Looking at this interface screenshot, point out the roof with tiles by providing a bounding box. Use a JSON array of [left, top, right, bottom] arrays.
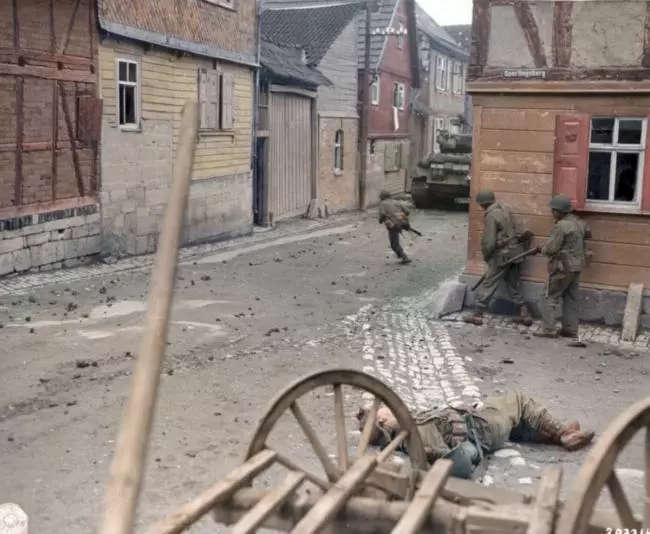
[[96, 0, 257, 65], [261, 2, 364, 66], [260, 39, 332, 87], [355, 0, 398, 70], [443, 24, 472, 52]]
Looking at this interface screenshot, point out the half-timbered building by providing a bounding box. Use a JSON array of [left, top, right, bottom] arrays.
[[0, 0, 102, 275], [464, 0, 650, 326]]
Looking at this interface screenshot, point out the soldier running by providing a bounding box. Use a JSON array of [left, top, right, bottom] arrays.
[[378, 190, 412, 265], [464, 189, 533, 326], [533, 194, 591, 339], [357, 390, 595, 479]]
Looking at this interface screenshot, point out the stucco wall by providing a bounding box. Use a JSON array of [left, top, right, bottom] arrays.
[[98, 38, 253, 257], [487, 0, 646, 69]]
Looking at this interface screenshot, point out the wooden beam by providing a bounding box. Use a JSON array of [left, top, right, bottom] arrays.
[[50, 0, 55, 54], [513, 1, 547, 68], [12, 0, 19, 48], [0, 48, 94, 67], [644, 1, 650, 67], [471, 0, 491, 77], [0, 63, 96, 83], [60, 0, 81, 55], [471, 66, 650, 83], [552, 2, 573, 68], [58, 81, 85, 197], [148, 450, 278, 534], [527, 467, 562, 534], [467, 80, 650, 94], [51, 81, 58, 202], [14, 76, 24, 206]]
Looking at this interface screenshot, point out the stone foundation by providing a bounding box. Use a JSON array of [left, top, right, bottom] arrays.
[[0, 202, 100, 276], [101, 118, 252, 257], [460, 274, 650, 330]]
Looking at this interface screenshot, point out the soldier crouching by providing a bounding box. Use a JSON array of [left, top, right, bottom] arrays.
[[377, 190, 412, 265], [357, 390, 595, 479]]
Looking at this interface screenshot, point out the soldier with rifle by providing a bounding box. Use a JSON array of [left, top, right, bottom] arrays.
[[533, 194, 591, 339], [464, 190, 534, 326], [377, 190, 420, 265], [357, 390, 595, 479]]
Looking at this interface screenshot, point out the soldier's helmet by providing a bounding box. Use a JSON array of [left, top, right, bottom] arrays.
[[475, 189, 495, 206], [549, 194, 573, 213], [379, 190, 391, 200], [441, 442, 476, 479]]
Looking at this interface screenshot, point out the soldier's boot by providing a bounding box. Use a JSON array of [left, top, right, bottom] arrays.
[[463, 310, 484, 326], [557, 328, 578, 339], [533, 328, 558, 338], [400, 255, 412, 265], [513, 304, 533, 327], [539, 413, 595, 452], [539, 420, 580, 443]]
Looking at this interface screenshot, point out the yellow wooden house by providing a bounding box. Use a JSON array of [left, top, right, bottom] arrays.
[[96, 0, 258, 256]]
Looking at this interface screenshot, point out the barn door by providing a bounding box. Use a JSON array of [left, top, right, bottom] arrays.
[[268, 91, 313, 221]]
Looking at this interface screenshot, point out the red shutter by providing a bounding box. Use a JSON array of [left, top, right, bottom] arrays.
[[553, 113, 589, 210], [641, 116, 650, 211]]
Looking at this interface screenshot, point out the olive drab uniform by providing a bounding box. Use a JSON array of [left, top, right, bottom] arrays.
[[539, 212, 589, 337], [373, 392, 595, 477], [378, 194, 411, 264], [474, 202, 527, 310]]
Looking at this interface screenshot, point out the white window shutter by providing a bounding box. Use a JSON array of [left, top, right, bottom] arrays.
[[198, 68, 209, 129], [221, 72, 234, 130], [207, 70, 220, 130]]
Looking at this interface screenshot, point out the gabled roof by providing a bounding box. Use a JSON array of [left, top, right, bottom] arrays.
[[96, 0, 257, 66], [443, 24, 472, 52], [261, 2, 364, 66], [355, 0, 397, 70], [416, 5, 468, 60], [260, 40, 332, 88]]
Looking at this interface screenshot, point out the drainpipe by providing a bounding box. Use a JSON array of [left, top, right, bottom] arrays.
[[250, 0, 264, 222]]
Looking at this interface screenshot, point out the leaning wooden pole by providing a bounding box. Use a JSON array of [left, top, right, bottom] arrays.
[[98, 101, 200, 534]]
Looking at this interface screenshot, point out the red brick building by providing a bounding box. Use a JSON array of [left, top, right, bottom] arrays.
[[358, 0, 420, 201]]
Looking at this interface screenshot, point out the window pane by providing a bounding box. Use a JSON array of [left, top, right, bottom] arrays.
[[587, 151, 611, 200], [614, 152, 639, 201], [118, 61, 127, 82], [617, 119, 642, 145], [119, 85, 136, 125], [590, 118, 614, 144], [128, 62, 137, 82]]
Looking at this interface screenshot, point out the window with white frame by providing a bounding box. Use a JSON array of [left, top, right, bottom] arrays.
[[392, 82, 405, 109], [436, 56, 447, 91], [433, 117, 445, 152], [396, 24, 405, 49], [371, 77, 380, 105], [587, 117, 646, 206], [452, 62, 463, 94], [334, 129, 344, 172], [117, 59, 139, 127]]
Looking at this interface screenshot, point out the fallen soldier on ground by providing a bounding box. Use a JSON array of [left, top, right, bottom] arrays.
[[357, 391, 595, 479]]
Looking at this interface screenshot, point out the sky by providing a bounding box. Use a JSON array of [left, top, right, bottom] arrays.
[[419, 0, 472, 26]]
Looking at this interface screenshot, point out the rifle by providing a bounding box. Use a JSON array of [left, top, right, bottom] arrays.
[[402, 221, 422, 237], [471, 247, 538, 291]]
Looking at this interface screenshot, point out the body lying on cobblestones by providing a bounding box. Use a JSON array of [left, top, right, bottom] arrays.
[[358, 390, 595, 478]]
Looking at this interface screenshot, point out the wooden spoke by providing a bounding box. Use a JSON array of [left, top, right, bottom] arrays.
[[333, 384, 349, 471], [274, 452, 329, 492], [390, 459, 452, 534], [646, 424, 650, 527], [292, 455, 378, 534], [377, 430, 408, 463], [232, 471, 305, 534], [290, 401, 340, 482], [527, 467, 562, 534], [356, 397, 381, 460], [607, 470, 640, 529]]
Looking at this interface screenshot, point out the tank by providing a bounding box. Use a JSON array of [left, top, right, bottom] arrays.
[[411, 129, 472, 209]]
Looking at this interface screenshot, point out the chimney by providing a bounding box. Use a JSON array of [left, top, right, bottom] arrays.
[[301, 48, 308, 64]]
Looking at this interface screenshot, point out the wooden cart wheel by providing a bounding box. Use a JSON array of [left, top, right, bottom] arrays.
[[245, 369, 428, 496], [556, 396, 650, 534]]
